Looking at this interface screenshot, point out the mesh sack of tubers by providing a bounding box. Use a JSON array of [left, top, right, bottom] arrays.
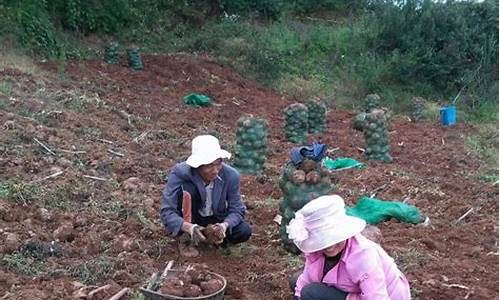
[[353, 93, 380, 131], [355, 94, 392, 131], [353, 112, 367, 131], [127, 46, 144, 70], [284, 103, 309, 144], [306, 100, 327, 133], [233, 116, 269, 175], [410, 96, 425, 122], [363, 109, 392, 163], [278, 159, 333, 254], [364, 93, 381, 113], [104, 42, 119, 65]]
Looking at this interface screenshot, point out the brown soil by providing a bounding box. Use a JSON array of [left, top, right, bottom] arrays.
[[0, 54, 498, 299]]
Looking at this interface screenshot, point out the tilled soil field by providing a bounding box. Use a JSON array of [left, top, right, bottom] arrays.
[[0, 54, 498, 299]]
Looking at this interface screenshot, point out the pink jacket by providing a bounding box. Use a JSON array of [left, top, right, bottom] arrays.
[[295, 234, 411, 300]]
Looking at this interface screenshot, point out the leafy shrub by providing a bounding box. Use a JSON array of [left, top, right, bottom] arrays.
[[53, 0, 134, 34], [221, 0, 284, 19], [17, 2, 61, 57], [288, 0, 369, 14], [359, 0, 498, 102]]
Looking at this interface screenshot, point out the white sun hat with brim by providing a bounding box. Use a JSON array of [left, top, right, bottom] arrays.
[[186, 135, 231, 168], [286, 195, 366, 253]]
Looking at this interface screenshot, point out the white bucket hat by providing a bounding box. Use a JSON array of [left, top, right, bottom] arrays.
[[186, 135, 231, 168], [286, 195, 366, 253]]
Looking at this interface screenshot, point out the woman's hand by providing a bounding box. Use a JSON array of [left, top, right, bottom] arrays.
[[346, 293, 361, 300]]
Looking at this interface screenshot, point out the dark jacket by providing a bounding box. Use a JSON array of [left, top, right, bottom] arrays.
[[160, 162, 246, 235]]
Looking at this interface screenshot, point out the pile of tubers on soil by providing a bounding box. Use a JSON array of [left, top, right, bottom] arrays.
[[159, 267, 224, 297]]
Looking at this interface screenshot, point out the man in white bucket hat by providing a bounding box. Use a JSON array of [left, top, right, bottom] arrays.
[[160, 135, 251, 257], [287, 195, 411, 300]]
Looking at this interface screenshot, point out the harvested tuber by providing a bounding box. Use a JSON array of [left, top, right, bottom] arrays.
[[183, 284, 202, 297], [299, 159, 317, 173], [200, 278, 223, 295], [291, 170, 306, 184], [305, 171, 320, 184], [201, 224, 224, 245]]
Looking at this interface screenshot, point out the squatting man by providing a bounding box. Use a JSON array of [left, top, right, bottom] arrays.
[[160, 135, 252, 257]]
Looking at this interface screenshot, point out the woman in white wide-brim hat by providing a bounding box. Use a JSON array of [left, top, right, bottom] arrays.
[[287, 195, 411, 300]]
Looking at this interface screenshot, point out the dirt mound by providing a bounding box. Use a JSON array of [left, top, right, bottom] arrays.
[[0, 54, 497, 299]]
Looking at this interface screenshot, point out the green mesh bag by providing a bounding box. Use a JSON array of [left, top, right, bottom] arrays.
[[127, 46, 144, 70], [322, 157, 364, 170], [346, 196, 423, 225], [183, 93, 212, 107], [284, 103, 309, 144], [279, 160, 333, 254], [104, 42, 119, 65], [363, 109, 392, 162], [306, 100, 327, 133], [233, 116, 268, 174]]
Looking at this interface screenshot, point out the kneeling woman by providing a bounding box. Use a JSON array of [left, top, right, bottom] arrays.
[[287, 195, 411, 300]]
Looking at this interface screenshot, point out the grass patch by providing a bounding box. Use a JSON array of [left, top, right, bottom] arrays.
[[276, 74, 330, 101], [70, 255, 117, 285], [251, 197, 280, 209], [43, 185, 83, 211], [89, 198, 130, 220], [466, 125, 499, 165], [0, 39, 40, 75], [154, 169, 169, 184], [286, 253, 303, 269], [0, 80, 12, 97], [64, 96, 89, 112], [466, 123, 499, 183], [1, 251, 46, 276], [145, 236, 175, 260], [80, 126, 102, 138], [72, 155, 90, 169], [0, 180, 41, 205], [1, 180, 90, 211], [461, 100, 499, 124], [129, 291, 147, 300], [422, 101, 442, 122], [135, 209, 156, 229], [393, 247, 427, 273], [229, 243, 258, 258]]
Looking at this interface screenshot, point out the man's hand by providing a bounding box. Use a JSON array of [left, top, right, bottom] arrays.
[[213, 222, 228, 243], [189, 224, 206, 245]]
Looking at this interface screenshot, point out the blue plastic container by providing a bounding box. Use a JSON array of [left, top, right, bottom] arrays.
[[440, 105, 456, 126]]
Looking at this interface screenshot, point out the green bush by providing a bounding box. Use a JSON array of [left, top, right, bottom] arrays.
[[52, 0, 135, 34], [359, 0, 498, 103], [287, 0, 369, 14], [0, 0, 496, 121], [17, 2, 61, 57], [221, 0, 284, 19]]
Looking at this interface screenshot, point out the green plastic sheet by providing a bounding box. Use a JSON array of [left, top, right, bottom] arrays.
[[322, 157, 364, 171], [183, 93, 212, 107], [346, 196, 423, 225]]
